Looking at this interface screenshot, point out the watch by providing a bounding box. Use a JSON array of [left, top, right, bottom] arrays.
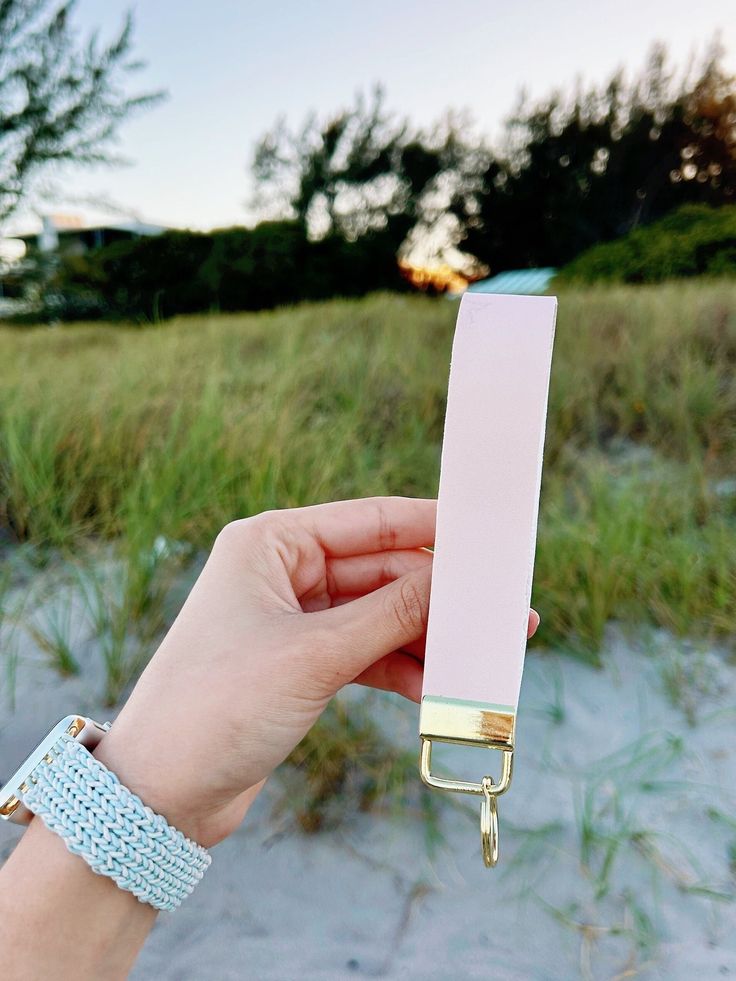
[[1, 713, 210, 910], [0, 715, 111, 825]]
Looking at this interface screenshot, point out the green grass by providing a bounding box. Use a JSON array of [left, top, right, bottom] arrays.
[[3, 286, 731, 973], [1, 284, 734, 661], [275, 698, 442, 841], [504, 725, 735, 970]]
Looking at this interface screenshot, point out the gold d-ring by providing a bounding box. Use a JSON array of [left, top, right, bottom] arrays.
[[480, 776, 499, 867]]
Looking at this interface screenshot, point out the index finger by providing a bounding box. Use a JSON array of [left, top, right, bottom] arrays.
[[290, 496, 437, 558]]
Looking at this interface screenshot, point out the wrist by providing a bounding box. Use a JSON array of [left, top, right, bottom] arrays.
[[92, 718, 263, 849], [91, 726, 208, 845]]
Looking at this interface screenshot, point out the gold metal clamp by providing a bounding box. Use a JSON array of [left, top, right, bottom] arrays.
[[419, 696, 516, 868]]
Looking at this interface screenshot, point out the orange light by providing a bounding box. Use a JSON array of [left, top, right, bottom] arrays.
[[399, 261, 469, 294]]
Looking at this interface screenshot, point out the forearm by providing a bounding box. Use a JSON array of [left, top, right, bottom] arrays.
[[0, 816, 156, 980], [0, 721, 262, 979], [0, 499, 442, 976]]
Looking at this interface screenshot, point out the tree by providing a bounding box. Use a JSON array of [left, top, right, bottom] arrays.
[[0, 0, 163, 224], [451, 43, 736, 272], [251, 87, 482, 268]]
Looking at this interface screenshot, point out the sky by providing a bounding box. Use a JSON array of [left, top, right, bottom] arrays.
[[8, 0, 736, 235]]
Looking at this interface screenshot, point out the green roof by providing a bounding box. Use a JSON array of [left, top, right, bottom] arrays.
[[467, 268, 556, 295]]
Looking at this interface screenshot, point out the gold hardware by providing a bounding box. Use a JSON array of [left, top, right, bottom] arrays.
[[1, 717, 91, 823], [419, 696, 516, 868], [0, 795, 21, 818], [419, 736, 513, 795], [67, 717, 86, 738], [480, 777, 499, 867], [420, 697, 515, 748]]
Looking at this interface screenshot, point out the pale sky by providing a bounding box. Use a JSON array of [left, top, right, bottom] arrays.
[[8, 0, 736, 235]]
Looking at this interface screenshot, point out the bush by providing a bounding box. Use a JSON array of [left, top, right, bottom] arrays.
[[202, 224, 307, 311], [60, 229, 218, 320], [35, 221, 409, 322], [557, 204, 736, 285]]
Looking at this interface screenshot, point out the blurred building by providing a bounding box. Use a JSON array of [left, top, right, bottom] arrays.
[[0, 215, 167, 310], [17, 214, 166, 258]]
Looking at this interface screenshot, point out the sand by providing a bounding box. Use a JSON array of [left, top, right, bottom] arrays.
[[1, 564, 734, 980]]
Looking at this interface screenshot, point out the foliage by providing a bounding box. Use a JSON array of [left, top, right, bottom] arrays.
[[8, 40, 736, 317], [279, 699, 430, 833], [1, 286, 735, 658], [557, 204, 736, 283], [0, 0, 163, 224], [33, 221, 408, 321], [251, 86, 481, 268], [249, 45, 736, 275], [59, 228, 218, 320], [449, 43, 736, 272]]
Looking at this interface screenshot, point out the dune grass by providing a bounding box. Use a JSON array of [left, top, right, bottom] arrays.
[[2, 284, 733, 962], [1, 284, 735, 668]]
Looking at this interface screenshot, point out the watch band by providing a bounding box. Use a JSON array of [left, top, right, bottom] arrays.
[[1, 716, 109, 825], [22, 735, 210, 911], [419, 292, 557, 866]]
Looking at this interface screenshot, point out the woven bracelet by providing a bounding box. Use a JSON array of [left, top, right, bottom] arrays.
[[21, 735, 211, 912]]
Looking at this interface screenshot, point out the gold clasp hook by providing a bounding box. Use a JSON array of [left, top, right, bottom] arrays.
[[480, 776, 499, 867], [419, 736, 513, 869], [418, 697, 516, 868]]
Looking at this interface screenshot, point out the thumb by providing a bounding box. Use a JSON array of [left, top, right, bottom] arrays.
[[320, 563, 432, 679]]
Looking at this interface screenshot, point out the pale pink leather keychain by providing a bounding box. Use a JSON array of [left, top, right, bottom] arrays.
[[419, 292, 557, 867]]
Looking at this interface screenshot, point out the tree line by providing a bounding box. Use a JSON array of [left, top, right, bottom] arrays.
[[251, 44, 736, 276], [2, 1, 736, 321]]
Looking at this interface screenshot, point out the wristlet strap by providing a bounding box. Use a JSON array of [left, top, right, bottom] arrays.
[[22, 736, 210, 911], [420, 292, 557, 866]]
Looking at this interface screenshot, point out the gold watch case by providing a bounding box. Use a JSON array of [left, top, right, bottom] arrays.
[[0, 715, 110, 825]]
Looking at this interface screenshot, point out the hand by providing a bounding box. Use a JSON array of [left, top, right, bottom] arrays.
[[95, 497, 540, 848], [1, 497, 541, 981]]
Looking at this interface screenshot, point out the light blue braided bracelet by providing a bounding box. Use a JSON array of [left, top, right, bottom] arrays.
[[21, 735, 211, 912]]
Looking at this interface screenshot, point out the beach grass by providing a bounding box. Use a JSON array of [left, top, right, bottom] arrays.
[[1, 283, 734, 667], [3, 284, 733, 976]]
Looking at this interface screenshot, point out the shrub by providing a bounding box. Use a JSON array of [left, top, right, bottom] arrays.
[[33, 221, 409, 323], [60, 230, 217, 320], [557, 204, 736, 285]]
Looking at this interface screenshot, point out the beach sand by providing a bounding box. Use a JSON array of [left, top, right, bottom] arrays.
[[1, 567, 734, 980]]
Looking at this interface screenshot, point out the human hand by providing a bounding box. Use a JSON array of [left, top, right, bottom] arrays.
[[95, 497, 539, 848]]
